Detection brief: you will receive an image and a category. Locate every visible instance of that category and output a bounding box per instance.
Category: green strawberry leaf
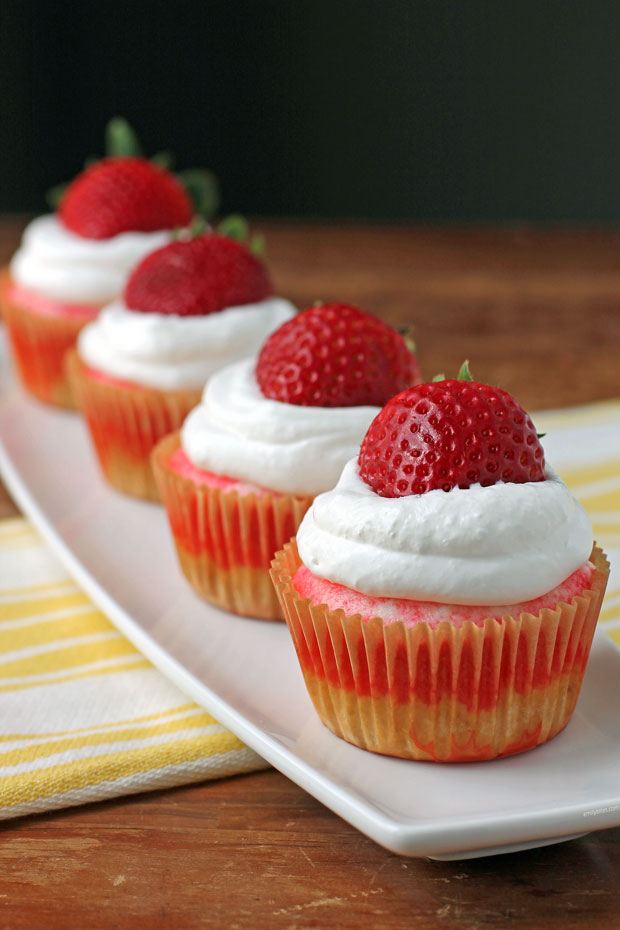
[250,232,266,257]
[46,182,68,210]
[179,169,220,219]
[217,213,249,241]
[432,372,446,382]
[398,327,417,356]
[457,360,474,381]
[189,216,209,238]
[105,117,142,157]
[151,150,175,171]
[216,214,266,255]
[170,217,210,241]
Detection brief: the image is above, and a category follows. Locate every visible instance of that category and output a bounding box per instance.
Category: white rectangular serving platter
[1,332,620,860]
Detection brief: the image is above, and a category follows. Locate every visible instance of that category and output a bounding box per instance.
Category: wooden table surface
[1,218,619,929]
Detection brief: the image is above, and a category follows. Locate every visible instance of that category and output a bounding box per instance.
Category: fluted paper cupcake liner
[271,540,609,762]
[1,270,96,409]
[152,432,313,620]
[67,351,201,501]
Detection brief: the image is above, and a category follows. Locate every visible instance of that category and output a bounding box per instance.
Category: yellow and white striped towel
[534,398,620,646]
[0,520,267,820]
[0,398,618,821]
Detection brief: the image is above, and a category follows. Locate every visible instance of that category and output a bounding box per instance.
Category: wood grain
[1,217,619,929]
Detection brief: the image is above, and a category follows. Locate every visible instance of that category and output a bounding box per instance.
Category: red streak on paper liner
[289,591,594,708]
[152,432,313,620]
[271,540,608,762]
[67,352,201,500]
[158,443,305,571]
[407,718,547,763]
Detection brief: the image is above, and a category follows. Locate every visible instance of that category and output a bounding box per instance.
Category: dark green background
[2,1,619,222]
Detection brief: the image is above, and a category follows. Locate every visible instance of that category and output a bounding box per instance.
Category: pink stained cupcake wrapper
[152,432,314,620]
[67,351,202,501]
[1,269,96,409]
[271,540,609,762]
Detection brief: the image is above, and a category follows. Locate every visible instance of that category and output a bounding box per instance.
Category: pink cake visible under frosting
[169,447,280,499]
[80,362,145,390]
[292,560,595,628]
[8,282,100,319]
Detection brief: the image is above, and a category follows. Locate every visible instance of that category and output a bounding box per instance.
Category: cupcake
[68,232,295,500]
[271,367,609,761]
[152,303,422,620]
[1,126,201,408]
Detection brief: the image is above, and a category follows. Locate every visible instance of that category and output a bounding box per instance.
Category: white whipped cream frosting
[10,215,171,304]
[296,458,594,605]
[77,298,295,391]
[181,359,381,495]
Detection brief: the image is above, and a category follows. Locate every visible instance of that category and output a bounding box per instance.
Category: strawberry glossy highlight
[59,157,193,239]
[125,234,274,317]
[359,377,545,497]
[256,303,421,407]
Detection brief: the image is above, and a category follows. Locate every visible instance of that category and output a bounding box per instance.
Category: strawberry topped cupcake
[1,120,203,408]
[272,365,609,761]
[68,232,295,500]
[152,303,422,619]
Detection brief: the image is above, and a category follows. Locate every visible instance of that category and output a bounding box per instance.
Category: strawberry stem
[399,327,417,356]
[151,150,175,171]
[105,117,142,157]
[457,360,474,381]
[217,214,266,256]
[250,232,266,257]
[179,169,220,219]
[217,214,249,241]
[46,182,68,210]
[189,216,209,238]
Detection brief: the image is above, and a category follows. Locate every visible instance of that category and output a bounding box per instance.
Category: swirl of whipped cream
[296,458,594,605]
[77,298,295,391]
[181,360,381,495]
[10,215,170,304]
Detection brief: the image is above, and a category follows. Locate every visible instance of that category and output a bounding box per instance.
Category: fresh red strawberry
[358,368,545,496]
[256,303,421,407]
[59,157,193,239]
[125,233,274,316]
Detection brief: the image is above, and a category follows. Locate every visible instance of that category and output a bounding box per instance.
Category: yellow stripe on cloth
[535,400,620,647]
[0,521,268,821]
